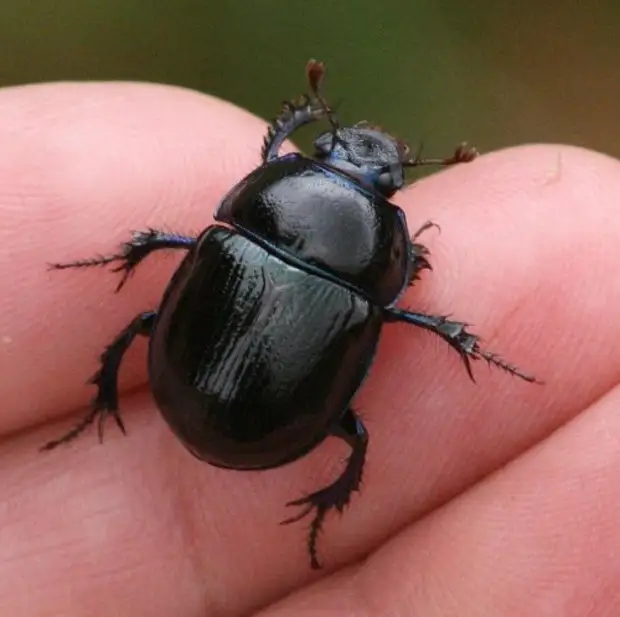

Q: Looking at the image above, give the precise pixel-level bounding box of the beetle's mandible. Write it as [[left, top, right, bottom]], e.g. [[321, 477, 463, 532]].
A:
[[45, 59, 537, 569]]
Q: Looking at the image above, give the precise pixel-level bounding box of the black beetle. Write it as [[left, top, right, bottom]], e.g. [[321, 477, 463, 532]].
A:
[[45, 60, 536, 569]]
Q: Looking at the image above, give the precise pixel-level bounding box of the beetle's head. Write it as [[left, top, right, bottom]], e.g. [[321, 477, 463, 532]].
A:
[[305, 59, 477, 197], [305, 59, 420, 198], [313, 122, 412, 198]]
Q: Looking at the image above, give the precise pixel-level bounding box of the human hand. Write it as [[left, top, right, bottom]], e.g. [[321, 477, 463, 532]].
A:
[[1, 82, 620, 616]]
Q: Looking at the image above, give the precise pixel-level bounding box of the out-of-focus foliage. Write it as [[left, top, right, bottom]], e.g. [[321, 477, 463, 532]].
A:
[[1, 0, 619, 158]]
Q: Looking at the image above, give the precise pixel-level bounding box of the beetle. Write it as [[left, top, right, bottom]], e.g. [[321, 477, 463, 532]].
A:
[[44, 59, 536, 569]]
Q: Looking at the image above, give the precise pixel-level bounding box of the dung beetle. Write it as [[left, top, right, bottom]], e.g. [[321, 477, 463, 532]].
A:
[[45, 59, 536, 569]]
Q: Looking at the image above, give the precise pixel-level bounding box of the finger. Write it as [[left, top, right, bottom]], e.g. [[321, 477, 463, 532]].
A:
[[258, 383, 620, 617], [351, 143, 620, 549], [2, 142, 620, 616], [0, 81, 284, 435]]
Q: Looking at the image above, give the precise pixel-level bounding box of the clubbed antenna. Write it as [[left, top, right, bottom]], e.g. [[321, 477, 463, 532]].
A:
[[403, 141, 479, 168]]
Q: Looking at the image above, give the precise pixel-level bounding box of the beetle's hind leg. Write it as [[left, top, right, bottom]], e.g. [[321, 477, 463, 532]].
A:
[[41, 310, 156, 451], [49, 230, 196, 292], [384, 308, 538, 383], [281, 408, 368, 569]]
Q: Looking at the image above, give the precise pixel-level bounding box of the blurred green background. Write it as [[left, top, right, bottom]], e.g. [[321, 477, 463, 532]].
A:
[[2, 0, 619, 159]]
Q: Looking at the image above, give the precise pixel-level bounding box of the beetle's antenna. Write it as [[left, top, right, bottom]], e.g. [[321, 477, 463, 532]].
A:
[[403, 142, 479, 168], [306, 59, 340, 152]]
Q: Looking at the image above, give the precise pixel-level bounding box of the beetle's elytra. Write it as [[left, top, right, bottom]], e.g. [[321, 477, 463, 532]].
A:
[[46, 60, 537, 569]]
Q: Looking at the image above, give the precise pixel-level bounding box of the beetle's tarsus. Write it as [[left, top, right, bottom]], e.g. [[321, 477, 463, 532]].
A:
[[280, 408, 367, 569], [385, 309, 538, 383], [47, 254, 117, 270], [476, 349, 540, 383], [40, 311, 156, 451], [281, 499, 328, 570], [40, 406, 100, 451], [48, 229, 196, 292]]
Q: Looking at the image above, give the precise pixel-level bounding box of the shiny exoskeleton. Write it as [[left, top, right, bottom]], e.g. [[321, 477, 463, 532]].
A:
[[45, 60, 536, 569]]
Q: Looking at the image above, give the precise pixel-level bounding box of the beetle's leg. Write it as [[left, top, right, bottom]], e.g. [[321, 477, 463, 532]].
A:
[[404, 141, 479, 169], [407, 220, 441, 284], [280, 408, 368, 569], [49, 229, 196, 291], [384, 308, 538, 383], [261, 95, 325, 163], [262, 59, 335, 163], [41, 310, 156, 451]]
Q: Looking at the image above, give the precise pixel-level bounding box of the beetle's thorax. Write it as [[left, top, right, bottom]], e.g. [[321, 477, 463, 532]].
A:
[[214, 152, 412, 306]]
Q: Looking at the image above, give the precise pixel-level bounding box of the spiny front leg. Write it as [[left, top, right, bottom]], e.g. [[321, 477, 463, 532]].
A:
[[41, 311, 156, 451], [384, 308, 539, 383], [281, 408, 368, 569], [262, 59, 336, 163], [48, 229, 196, 291], [261, 95, 325, 163]]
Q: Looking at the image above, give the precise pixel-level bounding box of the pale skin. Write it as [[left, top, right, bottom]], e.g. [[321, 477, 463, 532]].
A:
[[1, 82, 620, 617]]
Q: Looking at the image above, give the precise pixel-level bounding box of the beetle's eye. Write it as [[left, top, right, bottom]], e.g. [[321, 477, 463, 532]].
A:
[[377, 172, 393, 190]]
